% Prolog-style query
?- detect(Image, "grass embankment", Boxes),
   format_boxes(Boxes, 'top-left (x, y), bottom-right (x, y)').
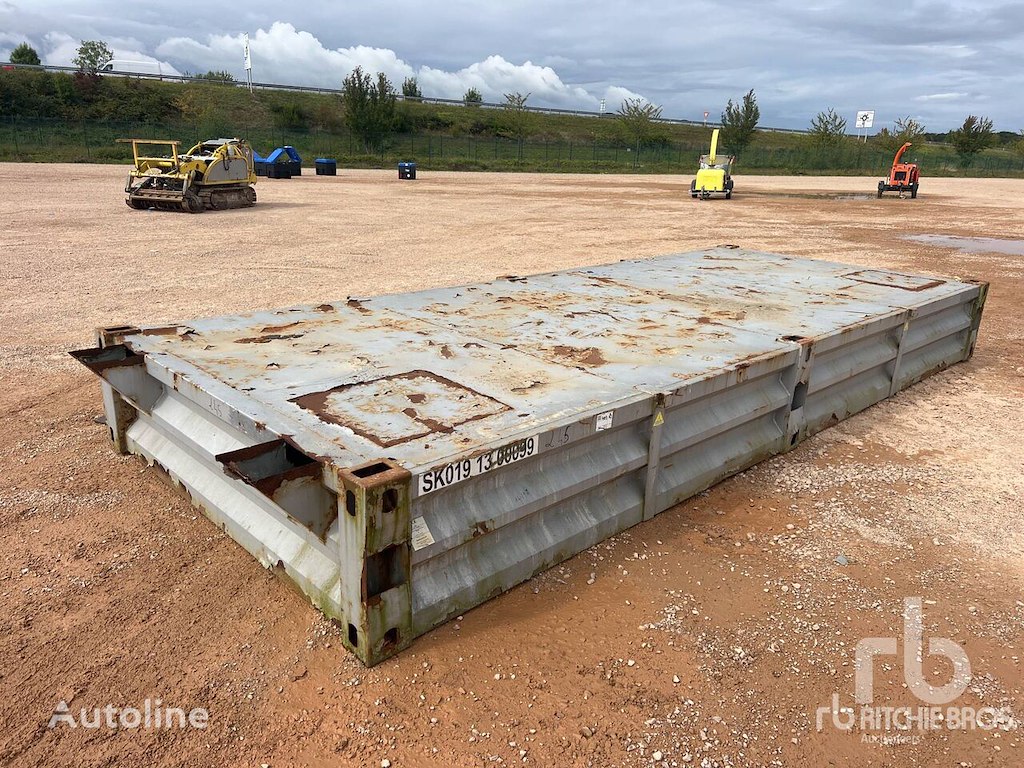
top-left (2, 69), bottom-right (1022, 176)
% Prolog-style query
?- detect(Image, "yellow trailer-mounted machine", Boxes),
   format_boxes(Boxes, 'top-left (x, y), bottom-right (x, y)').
top-left (122, 138), bottom-right (257, 213)
top-left (690, 129), bottom-right (735, 199)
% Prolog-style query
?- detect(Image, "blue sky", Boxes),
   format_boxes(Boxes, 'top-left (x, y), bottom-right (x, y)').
top-left (1, 0), bottom-right (1021, 132)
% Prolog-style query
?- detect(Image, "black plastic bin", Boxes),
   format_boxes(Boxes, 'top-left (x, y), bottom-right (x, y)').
top-left (398, 162), bottom-right (417, 180)
top-left (315, 158), bottom-right (337, 176)
top-left (267, 163), bottom-right (292, 179)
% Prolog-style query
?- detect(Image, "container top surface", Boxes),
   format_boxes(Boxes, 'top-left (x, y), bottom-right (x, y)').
top-left (123, 247), bottom-right (979, 472)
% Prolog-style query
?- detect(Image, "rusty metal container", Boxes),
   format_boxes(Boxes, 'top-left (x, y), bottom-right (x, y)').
top-left (71, 247), bottom-right (987, 665)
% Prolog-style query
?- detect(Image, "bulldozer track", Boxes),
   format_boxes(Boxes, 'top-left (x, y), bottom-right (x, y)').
top-left (127, 183), bottom-right (256, 213)
top-left (199, 185), bottom-right (257, 211)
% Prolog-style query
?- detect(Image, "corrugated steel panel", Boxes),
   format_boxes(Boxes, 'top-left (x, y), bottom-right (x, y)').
top-left (71, 247), bottom-right (987, 666)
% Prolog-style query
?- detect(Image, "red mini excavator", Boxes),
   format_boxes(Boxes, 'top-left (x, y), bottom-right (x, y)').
top-left (877, 142), bottom-right (920, 198)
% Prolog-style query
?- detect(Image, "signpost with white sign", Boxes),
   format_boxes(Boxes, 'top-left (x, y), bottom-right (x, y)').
top-left (856, 110), bottom-right (874, 142)
top-left (243, 33), bottom-right (253, 94)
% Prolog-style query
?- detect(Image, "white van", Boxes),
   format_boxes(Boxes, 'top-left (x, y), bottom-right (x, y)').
top-left (100, 59), bottom-right (164, 78)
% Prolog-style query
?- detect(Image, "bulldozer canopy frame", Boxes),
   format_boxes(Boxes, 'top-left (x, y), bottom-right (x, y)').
top-left (118, 138), bottom-right (182, 173)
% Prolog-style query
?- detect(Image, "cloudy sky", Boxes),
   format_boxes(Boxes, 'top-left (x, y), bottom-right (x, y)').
top-left (1, 1), bottom-right (1021, 132)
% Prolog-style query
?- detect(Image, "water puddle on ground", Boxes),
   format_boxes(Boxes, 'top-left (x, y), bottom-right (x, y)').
top-left (743, 191), bottom-right (875, 201)
top-left (904, 234), bottom-right (1024, 255)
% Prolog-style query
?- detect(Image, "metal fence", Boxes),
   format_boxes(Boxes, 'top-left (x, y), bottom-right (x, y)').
top-left (1, 116), bottom-right (1020, 175)
top-left (0, 116), bottom-right (693, 170)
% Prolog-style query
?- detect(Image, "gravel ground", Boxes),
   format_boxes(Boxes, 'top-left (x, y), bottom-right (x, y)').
top-left (0, 165), bottom-right (1021, 767)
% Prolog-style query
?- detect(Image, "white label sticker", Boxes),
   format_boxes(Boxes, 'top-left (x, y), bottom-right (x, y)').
top-left (411, 517), bottom-right (435, 550)
top-left (596, 411), bottom-right (614, 431)
top-left (417, 434), bottom-right (539, 496)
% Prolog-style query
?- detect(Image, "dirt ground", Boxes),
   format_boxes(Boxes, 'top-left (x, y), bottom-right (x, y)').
top-left (0, 165), bottom-right (1021, 768)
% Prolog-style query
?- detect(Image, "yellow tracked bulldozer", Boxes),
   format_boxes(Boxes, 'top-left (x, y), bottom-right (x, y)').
top-left (122, 138), bottom-right (257, 212)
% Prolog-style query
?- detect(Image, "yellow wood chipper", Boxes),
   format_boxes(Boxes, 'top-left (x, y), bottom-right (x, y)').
top-left (690, 128), bottom-right (735, 200)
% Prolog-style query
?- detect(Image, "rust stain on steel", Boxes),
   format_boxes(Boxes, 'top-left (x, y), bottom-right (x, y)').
top-left (139, 325), bottom-right (197, 338)
top-left (235, 333), bottom-right (306, 344)
top-left (290, 370), bottom-right (509, 448)
top-left (346, 298), bottom-right (372, 315)
top-left (216, 439), bottom-right (321, 493)
top-left (551, 345), bottom-right (607, 367)
top-left (68, 345), bottom-right (145, 373)
top-left (253, 463), bottom-right (320, 496)
top-left (260, 321), bottom-right (302, 333)
top-left (417, 417), bottom-right (454, 435)
top-left (279, 433), bottom-right (331, 466)
top-left (315, 304), bottom-right (335, 312)
top-left (440, 345), bottom-right (454, 359)
top-left (842, 270), bottom-right (944, 292)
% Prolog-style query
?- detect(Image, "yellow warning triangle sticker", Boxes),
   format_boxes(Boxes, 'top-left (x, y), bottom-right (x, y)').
top-left (654, 411), bottom-right (664, 426)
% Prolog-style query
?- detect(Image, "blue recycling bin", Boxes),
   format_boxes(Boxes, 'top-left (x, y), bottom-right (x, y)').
top-left (398, 162), bottom-right (417, 180)
top-left (265, 146), bottom-right (302, 176)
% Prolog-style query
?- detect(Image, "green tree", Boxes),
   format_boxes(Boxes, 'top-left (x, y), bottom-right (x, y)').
top-left (876, 116), bottom-right (926, 153)
top-left (401, 77), bottom-right (422, 99)
top-left (893, 116), bottom-right (925, 145)
top-left (463, 87), bottom-right (483, 106)
top-left (341, 66), bottom-right (398, 151)
top-left (10, 42), bottom-right (41, 66)
top-left (172, 86), bottom-right (212, 128)
top-left (199, 70), bottom-right (235, 82)
top-left (808, 108), bottom-right (847, 146)
top-left (73, 40), bottom-right (113, 75)
top-left (617, 97), bottom-right (663, 169)
top-left (720, 88), bottom-right (759, 154)
top-left (948, 114), bottom-right (994, 162)
top-left (1012, 130), bottom-right (1024, 161)
top-left (502, 91), bottom-right (533, 159)
top-left (271, 102), bottom-right (310, 130)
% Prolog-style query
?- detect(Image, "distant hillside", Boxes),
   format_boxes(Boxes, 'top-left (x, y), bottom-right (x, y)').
top-left (1, 68), bottom-right (1021, 176)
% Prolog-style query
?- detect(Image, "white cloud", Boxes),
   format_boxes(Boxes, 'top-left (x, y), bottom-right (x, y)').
top-left (602, 86), bottom-right (652, 112)
top-left (150, 23), bottom-right (631, 110)
top-left (41, 31), bottom-right (77, 66)
top-left (418, 55), bottom-right (596, 106)
top-left (157, 22), bottom-right (413, 87)
top-left (8, 19), bottom-right (636, 111)
top-left (906, 44), bottom-right (976, 59)
top-left (914, 92), bottom-right (969, 102)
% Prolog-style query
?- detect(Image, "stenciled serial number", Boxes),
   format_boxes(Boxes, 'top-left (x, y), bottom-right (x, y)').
top-left (418, 435), bottom-right (538, 495)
